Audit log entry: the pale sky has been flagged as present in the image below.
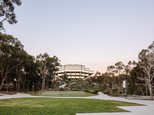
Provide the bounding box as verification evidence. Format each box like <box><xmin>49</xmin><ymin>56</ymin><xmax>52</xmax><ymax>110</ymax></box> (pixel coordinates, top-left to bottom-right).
<box><xmin>4</xmin><ymin>0</ymin><xmax>154</xmax><ymax>73</ymax></box>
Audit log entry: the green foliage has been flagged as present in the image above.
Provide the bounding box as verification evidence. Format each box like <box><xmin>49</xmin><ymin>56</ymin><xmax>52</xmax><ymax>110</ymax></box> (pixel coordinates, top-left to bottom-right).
<box><xmin>0</xmin><ymin>33</ymin><xmax>61</xmax><ymax>92</ymax></box>
<box><xmin>84</xmin><ymin>89</ymin><xmax>99</xmax><ymax>94</ymax></box>
<box><xmin>0</xmin><ymin>0</ymin><xmax>21</xmax><ymax>30</ymax></box>
<box><xmin>90</xmin><ymin>71</ymin><xmax>134</xmax><ymax>96</ymax></box>
<box><xmin>0</xmin><ymin>33</ymin><xmax>29</xmax><ymax>90</ymax></box>
<box><xmin>137</xmin><ymin>41</ymin><xmax>154</xmax><ymax>99</ymax></box>
<box><xmin>129</xmin><ymin>66</ymin><xmax>143</xmax><ymax>95</ymax></box>
<box><xmin>36</xmin><ymin>53</ymin><xmax>60</xmax><ymax>91</ymax></box>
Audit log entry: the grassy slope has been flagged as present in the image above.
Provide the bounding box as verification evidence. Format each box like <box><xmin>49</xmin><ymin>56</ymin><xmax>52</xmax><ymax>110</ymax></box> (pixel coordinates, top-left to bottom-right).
<box><xmin>0</xmin><ymin>98</ymin><xmax>141</xmax><ymax>115</ymax></box>
<box><xmin>27</xmin><ymin>91</ymin><xmax>96</xmax><ymax>97</ymax></box>
<box><xmin>39</xmin><ymin>91</ymin><xmax>96</xmax><ymax>97</ymax></box>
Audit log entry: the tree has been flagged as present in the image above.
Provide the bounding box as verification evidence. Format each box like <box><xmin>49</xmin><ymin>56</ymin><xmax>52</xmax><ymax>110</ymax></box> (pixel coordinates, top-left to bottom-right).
<box><xmin>15</xmin><ymin>55</ymin><xmax>36</xmax><ymax>92</ymax></box>
<box><xmin>105</xmin><ymin>61</ymin><xmax>137</xmax><ymax>95</ymax></box>
<box><xmin>130</xmin><ymin>65</ymin><xmax>146</xmax><ymax>95</ymax></box>
<box><xmin>0</xmin><ymin>0</ymin><xmax>21</xmax><ymax>30</ymax></box>
<box><xmin>24</xmin><ymin>56</ymin><xmax>39</xmax><ymax>91</ymax></box>
<box><xmin>115</xmin><ymin>61</ymin><xmax>125</xmax><ymax>75</ymax></box>
<box><xmin>46</xmin><ymin>55</ymin><xmax>60</xmax><ymax>90</ymax></box>
<box><xmin>107</xmin><ymin>65</ymin><xmax>115</xmax><ymax>76</ymax></box>
<box><xmin>125</xmin><ymin>61</ymin><xmax>136</xmax><ymax>75</ymax></box>
<box><xmin>36</xmin><ymin>53</ymin><xmax>60</xmax><ymax>91</ymax></box>
<box><xmin>138</xmin><ymin>41</ymin><xmax>154</xmax><ymax>99</ymax></box>
<box><xmin>107</xmin><ymin>62</ymin><xmax>126</xmax><ymax>77</ymax></box>
<box><xmin>36</xmin><ymin>53</ymin><xmax>49</xmax><ymax>91</ymax></box>
<box><xmin>0</xmin><ymin>33</ymin><xmax>28</xmax><ymax>90</ymax></box>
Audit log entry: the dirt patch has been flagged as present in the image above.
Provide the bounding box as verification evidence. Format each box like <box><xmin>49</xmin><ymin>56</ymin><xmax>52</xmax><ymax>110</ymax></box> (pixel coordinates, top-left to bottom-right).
<box><xmin>0</xmin><ymin>91</ymin><xmax>17</xmax><ymax>95</ymax></box>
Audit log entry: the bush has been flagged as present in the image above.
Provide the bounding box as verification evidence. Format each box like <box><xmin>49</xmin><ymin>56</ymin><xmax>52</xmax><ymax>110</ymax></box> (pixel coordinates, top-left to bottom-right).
<box><xmin>103</xmin><ymin>88</ymin><xmax>121</xmax><ymax>96</ymax></box>
<box><xmin>84</xmin><ymin>89</ymin><xmax>99</xmax><ymax>94</ymax></box>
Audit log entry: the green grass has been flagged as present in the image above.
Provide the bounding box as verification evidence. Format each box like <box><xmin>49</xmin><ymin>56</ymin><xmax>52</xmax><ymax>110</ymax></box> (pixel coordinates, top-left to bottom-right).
<box><xmin>40</xmin><ymin>91</ymin><xmax>96</xmax><ymax>97</ymax></box>
<box><xmin>143</xmin><ymin>99</ymin><xmax>154</xmax><ymax>101</ymax></box>
<box><xmin>0</xmin><ymin>98</ymin><xmax>141</xmax><ymax>115</ymax></box>
<box><xmin>27</xmin><ymin>91</ymin><xmax>96</xmax><ymax>97</ymax></box>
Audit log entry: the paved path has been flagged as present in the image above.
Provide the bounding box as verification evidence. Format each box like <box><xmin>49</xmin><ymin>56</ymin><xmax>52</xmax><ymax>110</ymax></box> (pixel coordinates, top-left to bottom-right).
<box><xmin>0</xmin><ymin>93</ymin><xmax>34</xmax><ymax>99</ymax></box>
<box><xmin>77</xmin><ymin>92</ymin><xmax>154</xmax><ymax>115</ymax></box>
<box><xmin>0</xmin><ymin>92</ymin><xmax>154</xmax><ymax>115</ymax></box>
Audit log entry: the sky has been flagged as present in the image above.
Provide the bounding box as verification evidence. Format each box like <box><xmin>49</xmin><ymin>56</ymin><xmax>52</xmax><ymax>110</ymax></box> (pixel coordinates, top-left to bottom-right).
<box><xmin>4</xmin><ymin>0</ymin><xmax>154</xmax><ymax>73</ymax></box>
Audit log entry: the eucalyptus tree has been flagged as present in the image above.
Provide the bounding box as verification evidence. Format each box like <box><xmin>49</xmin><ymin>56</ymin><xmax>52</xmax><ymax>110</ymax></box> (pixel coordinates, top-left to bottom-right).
<box><xmin>107</xmin><ymin>61</ymin><xmax>135</xmax><ymax>95</ymax></box>
<box><xmin>107</xmin><ymin>65</ymin><xmax>115</xmax><ymax>76</ymax></box>
<box><xmin>46</xmin><ymin>55</ymin><xmax>60</xmax><ymax>89</ymax></box>
<box><xmin>36</xmin><ymin>53</ymin><xmax>49</xmax><ymax>91</ymax></box>
<box><xmin>107</xmin><ymin>62</ymin><xmax>126</xmax><ymax>76</ymax></box>
<box><xmin>130</xmin><ymin>65</ymin><xmax>146</xmax><ymax>95</ymax></box>
<box><xmin>0</xmin><ymin>33</ymin><xmax>28</xmax><ymax>90</ymax></box>
<box><xmin>36</xmin><ymin>53</ymin><xmax>60</xmax><ymax>91</ymax></box>
<box><xmin>125</xmin><ymin>61</ymin><xmax>136</xmax><ymax>75</ymax></box>
<box><xmin>15</xmin><ymin>55</ymin><xmax>37</xmax><ymax>91</ymax></box>
<box><xmin>138</xmin><ymin>41</ymin><xmax>154</xmax><ymax>99</ymax></box>
<box><xmin>0</xmin><ymin>0</ymin><xmax>21</xmax><ymax>30</ymax></box>
<box><xmin>24</xmin><ymin>56</ymin><xmax>39</xmax><ymax>91</ymax></box>
<box><xmin>115</xmin><ymin>61</ymin><xmax>125</xmax><ymax>75</ymax></box>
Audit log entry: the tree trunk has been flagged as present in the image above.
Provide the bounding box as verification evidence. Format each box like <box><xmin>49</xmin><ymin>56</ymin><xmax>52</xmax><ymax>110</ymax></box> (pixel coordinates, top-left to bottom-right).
<box><xmin>0</xmin><ymin>80</ymin><xmax>4</xmax><ymax>90</ymax></box>
<box><xmin>148</xmin><ymin>82</ymin><xmax>153</xmax><ymax>99</ymax></box>
<box><xmin>41</xmin><ymin>77</ymin><xmax>46</xmax><ymax>91</ymax></box>
<box><xmin>0</xmin><ymin>73</ymin><xmax>7</xmax><ymax>90</ymax></box>
<box><xmin>139</xmin><ymin>86</ymin><xmax>144</xmax><ymax>96</ymax></box>
<box><xmin>17</xmin><ymin>75</ymin><xmax>22</xmax><ymax>91</ymax></box>
<box><xmin>146</xmin><ymin>85</ymin><xmax>148</xmax><ymax>96</ymax></box>
<box><xmin>26</xmin><ymin>80</ymin><xmax>30</xmax><ymax>91</ymax></box>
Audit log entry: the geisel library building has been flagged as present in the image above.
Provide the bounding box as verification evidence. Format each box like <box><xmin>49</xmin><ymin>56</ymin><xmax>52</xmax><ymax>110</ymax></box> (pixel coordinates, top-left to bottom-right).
<box><xmin>57</xmin><ymin>64</ymin><xmax>94</xmax><ymax>79</ymax></box>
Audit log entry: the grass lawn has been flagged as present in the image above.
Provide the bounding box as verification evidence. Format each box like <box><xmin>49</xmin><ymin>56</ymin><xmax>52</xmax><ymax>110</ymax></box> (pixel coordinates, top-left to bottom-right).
<box><xmin>144</xmin><ymin>99</ymin><xmax>154</xmax><ymax>100</ymax></box>
<box><xmin>39</xmin><ymin>91</ymin><xmax>96</xmax><ymax>97</ymax></box>
<box><xmin>28</xmin><ymin>91</ymin><xmax>96</xmax><ymax>97</ymax></box>
<box><xmin>0</xmin><ymin>98</ymin><xmax>141</xmax><ymax>115</ymax></box>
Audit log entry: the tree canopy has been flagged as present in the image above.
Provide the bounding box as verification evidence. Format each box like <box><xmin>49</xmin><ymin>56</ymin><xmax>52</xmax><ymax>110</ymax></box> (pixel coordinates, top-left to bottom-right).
<box><xmin>0</xmin><ymin>33</ymin><xmax>28</xmax><ymax>90</ymax></box>
<box><xmin>137</xmin><ymin>41</ymin><xmax>154</xmax><ymax>99</ymax></box>
<box><xmin>0</xmin><ymin>33</ymin><xmax>60</xmax><ymax>91</ymax></box>
<box><xmin>0</xmin><ymin>0</ymin><xmax>21</xmax><ymax>30</ymax></box>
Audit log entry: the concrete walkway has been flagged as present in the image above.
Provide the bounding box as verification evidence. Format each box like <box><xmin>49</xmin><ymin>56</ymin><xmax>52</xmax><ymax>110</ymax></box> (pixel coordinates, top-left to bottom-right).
<box><xmin>0</xmin><ymin>92</ymin><xmax>154</xmax><ymax>115</ymax></box>
<box><xmin>0</xmin><ymin>93</ymin><xmax>34</xmax><ymax>99</ymax></box>
<box><xmin>77</xmin><ymin>92</ymin><xmax>154</xmax><ymax>115</ymax></box>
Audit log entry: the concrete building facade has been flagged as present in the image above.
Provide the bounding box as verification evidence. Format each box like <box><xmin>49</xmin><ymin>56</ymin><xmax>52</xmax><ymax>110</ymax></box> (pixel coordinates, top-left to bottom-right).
<box><xmin>57</xmin><ymin>64</ymin><xmax>93</xmax><ymax>79</ymax></box>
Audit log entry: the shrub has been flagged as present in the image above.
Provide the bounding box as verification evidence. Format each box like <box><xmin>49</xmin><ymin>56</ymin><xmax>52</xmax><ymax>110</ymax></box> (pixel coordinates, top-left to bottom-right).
<box><xmin>84</xmin><ymin>89</ymin><xmax>99</xmax><ymax>94</ymax></box>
